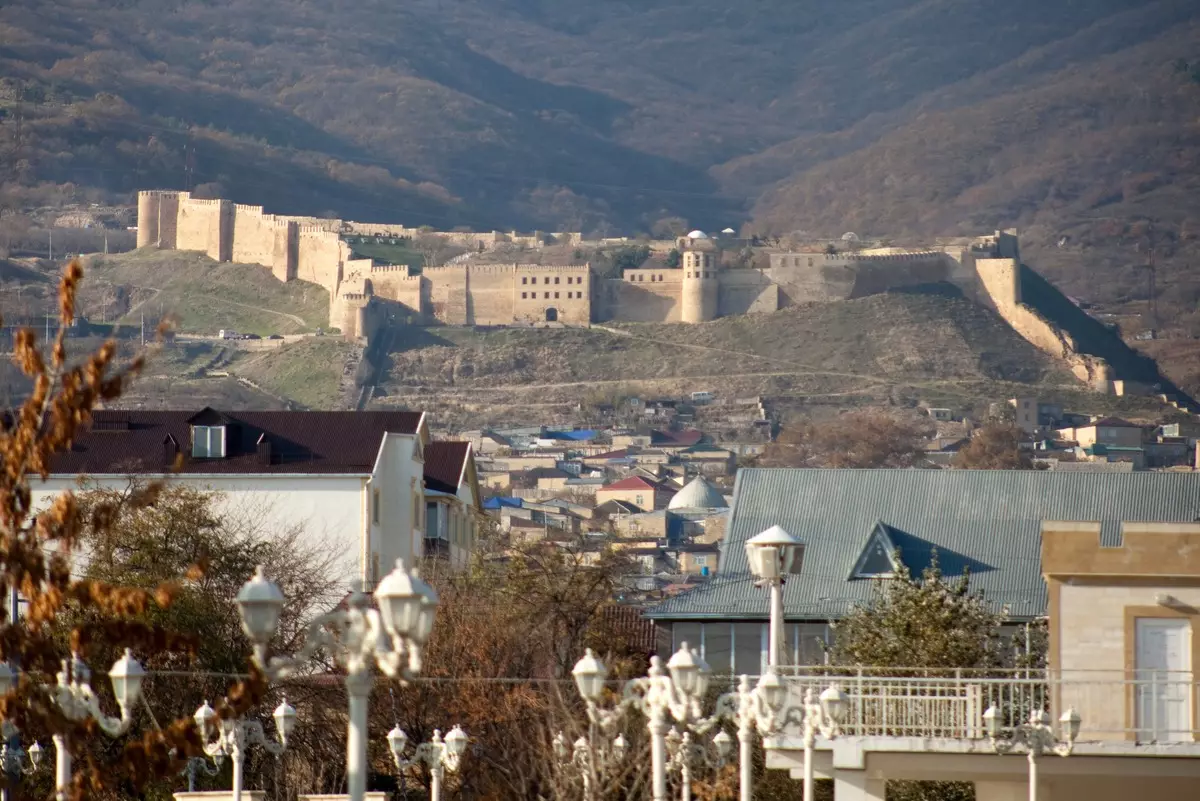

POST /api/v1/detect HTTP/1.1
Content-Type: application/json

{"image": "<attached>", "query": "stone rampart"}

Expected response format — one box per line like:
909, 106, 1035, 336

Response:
718, 270, 778, 316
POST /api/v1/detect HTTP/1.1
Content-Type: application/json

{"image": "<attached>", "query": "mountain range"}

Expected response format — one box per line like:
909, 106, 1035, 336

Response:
2, 0, 1198, 258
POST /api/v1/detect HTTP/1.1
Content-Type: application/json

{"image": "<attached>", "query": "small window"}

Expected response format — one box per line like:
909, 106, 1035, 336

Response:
372, 489, 380, 524
555, 292, 560, 299
521, 276, 528, 285
636, 494, 644, 506
694, 555, 708, 567
544, 277, 550, 284
555, 276, 560, 284
521, 292, 527, 299
191, 425, 226, 458
544, 292, 550, 299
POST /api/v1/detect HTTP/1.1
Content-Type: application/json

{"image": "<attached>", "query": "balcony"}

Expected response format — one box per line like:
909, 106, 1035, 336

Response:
763, 667, 1200, 747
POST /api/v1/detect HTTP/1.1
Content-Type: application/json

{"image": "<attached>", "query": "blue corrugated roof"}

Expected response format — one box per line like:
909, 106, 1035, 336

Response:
482, 496, 523, 510
544, 429, 598, 441
646, 469, 1200, 622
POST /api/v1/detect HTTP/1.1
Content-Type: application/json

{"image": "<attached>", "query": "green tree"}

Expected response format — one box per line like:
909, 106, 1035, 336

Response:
610, 244, 651, 272
831, 559, 1004, 801
665, 248, 681, 268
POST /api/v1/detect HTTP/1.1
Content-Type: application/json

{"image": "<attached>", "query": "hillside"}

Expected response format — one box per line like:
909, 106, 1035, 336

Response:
369, 288, 1108, 426
2, 1, 1198, 250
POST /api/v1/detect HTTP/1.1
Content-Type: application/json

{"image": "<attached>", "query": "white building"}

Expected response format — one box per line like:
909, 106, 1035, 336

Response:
33, 408, 482, 587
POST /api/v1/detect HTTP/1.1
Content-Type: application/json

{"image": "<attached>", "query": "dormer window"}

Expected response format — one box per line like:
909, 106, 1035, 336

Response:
192, 425, 226, 458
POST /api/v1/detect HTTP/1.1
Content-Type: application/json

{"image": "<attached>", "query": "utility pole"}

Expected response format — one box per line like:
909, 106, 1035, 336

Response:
141, 312, 145, 347
47, 228, 52, 262
1146, 220, 1158, 335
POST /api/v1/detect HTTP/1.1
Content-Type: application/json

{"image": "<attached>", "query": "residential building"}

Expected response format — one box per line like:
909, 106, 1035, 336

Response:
422, 441, 484, 571
647, 469, 1200, 676
32, 409, 480, 588
594, 476, 674, 511
1057, 417, 1144, 449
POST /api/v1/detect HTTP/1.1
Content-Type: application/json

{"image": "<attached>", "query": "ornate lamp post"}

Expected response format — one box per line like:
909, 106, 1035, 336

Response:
552, 730, 626, 801
665, 727, 731, 801
787, 686, 848, 801
34, 649, 146, 801
983, 706, 1081, 801
386, 725, 468, 801
236, 560, 437, 801
194, 698, 296, 801
179, 754, 222, 793
573, 643, 725, 801
744, 526, 804, 668
723, 672, 787, 801
0, 738, 42, 801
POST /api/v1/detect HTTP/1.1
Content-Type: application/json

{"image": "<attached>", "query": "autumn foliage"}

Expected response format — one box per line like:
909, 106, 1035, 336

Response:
0, 261, 265, 800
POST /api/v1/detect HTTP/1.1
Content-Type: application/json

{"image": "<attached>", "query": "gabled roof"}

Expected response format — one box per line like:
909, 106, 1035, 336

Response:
1085, 417, 1140, 429
848, 521, 902, 579
600, 476, 665, 492
49, 410, 424, 475
651, 429, 704, 448
524, 466, 573, 480
586, 449, 630, 460
596, 499, 642, 515
647, 469, 1200, 622
424, 441, 472, 494
482, 496, 523, 510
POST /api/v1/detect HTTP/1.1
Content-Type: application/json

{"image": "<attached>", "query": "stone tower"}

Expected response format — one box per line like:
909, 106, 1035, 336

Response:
680, 231, 719, 323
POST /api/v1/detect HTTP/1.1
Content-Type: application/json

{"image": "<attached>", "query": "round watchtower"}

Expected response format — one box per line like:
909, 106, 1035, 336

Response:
136, 191, 160, 248
680, 235, 719, 323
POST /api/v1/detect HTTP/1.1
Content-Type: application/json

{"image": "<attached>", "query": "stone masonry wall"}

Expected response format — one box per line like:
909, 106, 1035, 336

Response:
718, 270, 778, 316
606, 268, 682, 323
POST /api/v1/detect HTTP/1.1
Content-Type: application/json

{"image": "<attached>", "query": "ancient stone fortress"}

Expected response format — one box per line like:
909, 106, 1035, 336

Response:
135, 190, 1126, 392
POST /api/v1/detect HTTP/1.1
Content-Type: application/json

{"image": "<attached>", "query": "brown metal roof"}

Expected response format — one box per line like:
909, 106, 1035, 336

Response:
49, 409, 424, 475
425, 441, 471, 493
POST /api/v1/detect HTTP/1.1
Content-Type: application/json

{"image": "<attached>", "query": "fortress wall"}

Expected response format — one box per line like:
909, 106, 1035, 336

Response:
763, 262, 856, 305
848, 254, 953, 297
175, 197, 232, 261
231, 204, 277, 267
606, 274, 682, 323
156, 192, 182, 249
271, 221, 299, 282
464, 266, 516, 325
718, 270, 779, 316
424, 266, 469, 325
365, 265, 423, 316
297, 230, 348, 294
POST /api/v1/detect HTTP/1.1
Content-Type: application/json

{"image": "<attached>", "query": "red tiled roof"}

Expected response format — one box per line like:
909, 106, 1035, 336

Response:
587, 449, 629, 460
600, 476, 664, 491
425, 441, 471, 494
49, 409, 424, 475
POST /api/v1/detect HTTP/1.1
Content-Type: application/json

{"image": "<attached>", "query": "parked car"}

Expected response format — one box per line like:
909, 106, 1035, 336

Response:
243, 333, 261, 340
267, 333, 284, 340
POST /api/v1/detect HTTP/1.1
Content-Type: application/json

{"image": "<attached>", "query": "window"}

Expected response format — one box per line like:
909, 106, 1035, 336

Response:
544, 277, 550, 284
544, 292, 550, 299
694, 555, 708, 567
658, 275, 663, 281
521, 276, 528, 285
372, 489, 380, 524
413, 491, 421, 528
555, 292, 559, 299
521, 292, 527, 299
635, 494, 644, 506
191, 425, 225, 458
686, 272, 692, 278
555, 276, 560, 284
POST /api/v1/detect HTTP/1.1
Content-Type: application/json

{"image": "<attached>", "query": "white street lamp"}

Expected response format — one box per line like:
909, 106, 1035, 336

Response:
387, 725, 467, 801
723, 672, 787, 801
551, 728, 625, 801
572, 643, 726, 801
665, 726, 732, 801
49, 649, 145, 801
237, 560, 437, 801
193, 697, 295, 801
983, 706, 1080, 801
744, 526, 804, 668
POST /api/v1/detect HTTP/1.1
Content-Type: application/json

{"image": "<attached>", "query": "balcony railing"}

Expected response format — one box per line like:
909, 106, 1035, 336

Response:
756, 667, 1197, 744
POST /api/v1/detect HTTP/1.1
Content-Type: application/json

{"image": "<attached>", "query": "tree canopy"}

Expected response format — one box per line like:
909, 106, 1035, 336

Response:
760, 411, 932, 469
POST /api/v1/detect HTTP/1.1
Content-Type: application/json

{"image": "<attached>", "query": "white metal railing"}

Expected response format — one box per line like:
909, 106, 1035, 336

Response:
750, 667, 1198, 743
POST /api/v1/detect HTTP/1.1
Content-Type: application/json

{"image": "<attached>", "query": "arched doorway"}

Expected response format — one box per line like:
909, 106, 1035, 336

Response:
545, 307, 559, 322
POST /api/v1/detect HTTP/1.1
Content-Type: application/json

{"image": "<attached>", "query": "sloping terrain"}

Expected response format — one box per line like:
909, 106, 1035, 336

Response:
1, 0, 1197, 246
368, 287, 1098, 425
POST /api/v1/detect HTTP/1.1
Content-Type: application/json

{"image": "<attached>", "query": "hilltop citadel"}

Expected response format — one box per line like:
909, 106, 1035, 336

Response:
137, 190, 1156, 397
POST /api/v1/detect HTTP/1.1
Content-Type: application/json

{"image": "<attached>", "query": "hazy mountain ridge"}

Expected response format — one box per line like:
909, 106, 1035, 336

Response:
1, 0, 1197, 244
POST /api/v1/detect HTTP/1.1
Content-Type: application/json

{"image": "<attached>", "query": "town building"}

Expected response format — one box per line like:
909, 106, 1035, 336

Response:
31, 409, 482, 587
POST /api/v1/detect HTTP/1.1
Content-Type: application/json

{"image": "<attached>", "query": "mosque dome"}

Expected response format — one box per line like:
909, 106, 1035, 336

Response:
686, 230, 709, 239
667, 476, 728, 510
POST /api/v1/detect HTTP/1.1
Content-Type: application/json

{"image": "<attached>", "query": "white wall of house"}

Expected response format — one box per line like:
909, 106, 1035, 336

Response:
366, 432, 425, 585
32, 474, 369, 586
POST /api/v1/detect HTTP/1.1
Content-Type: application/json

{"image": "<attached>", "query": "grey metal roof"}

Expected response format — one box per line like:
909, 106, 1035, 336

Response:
645, 469, 1200, 622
